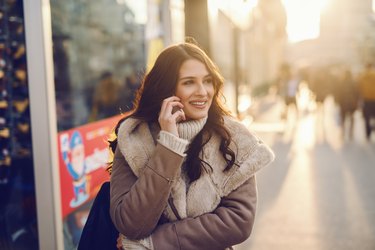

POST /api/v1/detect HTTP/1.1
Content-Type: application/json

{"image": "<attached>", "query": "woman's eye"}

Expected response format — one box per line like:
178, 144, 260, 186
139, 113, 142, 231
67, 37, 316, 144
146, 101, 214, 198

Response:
204, 78, 213, 84
183, 80, 194, 85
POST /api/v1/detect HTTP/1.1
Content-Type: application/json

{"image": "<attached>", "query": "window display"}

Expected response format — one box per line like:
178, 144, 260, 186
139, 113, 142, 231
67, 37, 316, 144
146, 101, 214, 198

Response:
0, 0, 38, 249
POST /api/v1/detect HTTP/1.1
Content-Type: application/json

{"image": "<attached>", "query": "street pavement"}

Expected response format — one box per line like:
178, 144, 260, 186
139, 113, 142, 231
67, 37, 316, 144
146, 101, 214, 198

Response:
234, 90, 375, 250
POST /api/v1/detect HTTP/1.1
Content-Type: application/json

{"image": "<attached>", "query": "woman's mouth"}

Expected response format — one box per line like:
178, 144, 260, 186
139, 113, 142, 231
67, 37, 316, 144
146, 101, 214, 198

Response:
189, 101, 207, 108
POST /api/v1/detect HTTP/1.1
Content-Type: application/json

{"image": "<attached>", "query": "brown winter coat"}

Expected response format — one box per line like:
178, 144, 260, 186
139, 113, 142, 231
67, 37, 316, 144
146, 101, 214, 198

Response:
110, 117, 274, 250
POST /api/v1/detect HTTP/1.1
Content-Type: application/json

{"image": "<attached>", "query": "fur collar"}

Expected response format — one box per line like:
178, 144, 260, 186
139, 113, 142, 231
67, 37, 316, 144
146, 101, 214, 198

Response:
117, 116, 274, 220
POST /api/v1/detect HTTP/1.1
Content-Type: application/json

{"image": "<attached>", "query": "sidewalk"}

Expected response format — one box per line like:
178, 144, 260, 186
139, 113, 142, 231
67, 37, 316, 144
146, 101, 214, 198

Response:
238, 91, 286, 145
234, 92, 375, 250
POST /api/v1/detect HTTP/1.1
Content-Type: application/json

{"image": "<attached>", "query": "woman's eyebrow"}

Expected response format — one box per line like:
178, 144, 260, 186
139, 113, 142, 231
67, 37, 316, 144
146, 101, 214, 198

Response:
179, 76, 194, 80
179, 74, 212, 80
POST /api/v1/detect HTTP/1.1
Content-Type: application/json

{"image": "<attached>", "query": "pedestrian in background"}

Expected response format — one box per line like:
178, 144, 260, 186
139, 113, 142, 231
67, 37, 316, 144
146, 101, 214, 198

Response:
108, 42, 274, 249
276, 63, 300, 120
89, 72, 125, 122
309, 67, 331, 107
276, 63, 291, 119
334, 68, 359, 140
358, 63, 375, 140
122, 71, 141, 112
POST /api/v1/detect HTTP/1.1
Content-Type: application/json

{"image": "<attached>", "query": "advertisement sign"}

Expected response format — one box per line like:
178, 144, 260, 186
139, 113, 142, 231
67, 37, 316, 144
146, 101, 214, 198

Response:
57, 115, 121, 218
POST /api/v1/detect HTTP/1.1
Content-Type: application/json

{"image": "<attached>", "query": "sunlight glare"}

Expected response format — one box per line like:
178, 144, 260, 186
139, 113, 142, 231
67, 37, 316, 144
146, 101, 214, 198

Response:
282, 0, 329, 43
210, 0, 258, 28
238, 95, 252, 113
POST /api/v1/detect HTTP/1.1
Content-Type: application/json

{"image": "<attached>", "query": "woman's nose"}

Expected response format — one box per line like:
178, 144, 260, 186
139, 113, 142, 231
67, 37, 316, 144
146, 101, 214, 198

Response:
195, 82, 207, 95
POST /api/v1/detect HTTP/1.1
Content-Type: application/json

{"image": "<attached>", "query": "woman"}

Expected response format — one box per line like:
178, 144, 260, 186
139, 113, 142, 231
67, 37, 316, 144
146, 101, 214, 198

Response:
109, 42, 274, 250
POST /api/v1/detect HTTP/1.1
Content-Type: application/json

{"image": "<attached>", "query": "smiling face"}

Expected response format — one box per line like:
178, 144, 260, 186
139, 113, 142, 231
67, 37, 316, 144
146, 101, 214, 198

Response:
175, 59, 215, 120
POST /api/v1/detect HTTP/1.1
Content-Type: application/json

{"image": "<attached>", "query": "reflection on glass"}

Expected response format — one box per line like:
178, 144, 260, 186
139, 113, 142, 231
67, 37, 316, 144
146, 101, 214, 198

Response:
51, 0, 146, 131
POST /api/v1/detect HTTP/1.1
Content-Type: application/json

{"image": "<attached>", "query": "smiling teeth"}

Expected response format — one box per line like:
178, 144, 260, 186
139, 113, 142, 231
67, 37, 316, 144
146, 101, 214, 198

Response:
191, 102, 205, 105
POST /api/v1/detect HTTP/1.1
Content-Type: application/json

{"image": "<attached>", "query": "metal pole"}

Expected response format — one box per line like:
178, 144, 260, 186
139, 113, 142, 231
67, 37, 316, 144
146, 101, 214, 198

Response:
233, 26, 240, 116
23, 0, 64, 249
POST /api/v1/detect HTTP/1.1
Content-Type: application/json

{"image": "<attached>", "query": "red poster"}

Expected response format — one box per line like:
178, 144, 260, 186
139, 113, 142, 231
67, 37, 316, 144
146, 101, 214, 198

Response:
57, 115, 122, 218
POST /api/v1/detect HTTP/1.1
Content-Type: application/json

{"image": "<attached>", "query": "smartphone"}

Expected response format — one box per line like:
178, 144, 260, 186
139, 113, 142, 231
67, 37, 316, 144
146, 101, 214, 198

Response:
172, 106, 182, 114
172, 105, 184, 123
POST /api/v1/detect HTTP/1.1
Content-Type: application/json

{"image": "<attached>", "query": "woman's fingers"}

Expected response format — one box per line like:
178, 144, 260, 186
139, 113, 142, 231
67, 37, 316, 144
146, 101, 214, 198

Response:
158, 96, 185, 136
172, 108, 186, 122
117, 234, 123, 249
159, 96, 184, 119
160, 96, 180, 116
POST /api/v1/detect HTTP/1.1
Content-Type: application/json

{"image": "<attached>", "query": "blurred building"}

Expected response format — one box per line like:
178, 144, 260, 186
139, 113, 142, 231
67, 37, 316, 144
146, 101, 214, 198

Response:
246, 0, 287, 87
286, 0, 375, 72
185, 0, 287, 113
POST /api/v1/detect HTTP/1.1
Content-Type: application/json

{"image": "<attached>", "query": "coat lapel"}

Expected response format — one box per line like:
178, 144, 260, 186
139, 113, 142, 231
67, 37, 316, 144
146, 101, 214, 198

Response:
117, 118, 155, 177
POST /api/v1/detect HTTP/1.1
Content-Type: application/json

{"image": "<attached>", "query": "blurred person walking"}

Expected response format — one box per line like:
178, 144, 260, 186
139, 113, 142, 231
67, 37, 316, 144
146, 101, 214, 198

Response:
276, 63, 300, 120
309, 67, 339, 142
89, 72, 125, 122
309, 67, 331, 107
122, 71, 141, 111
334, 68, 359, 140
358, 63, 375, 141
108, 42, 274, 249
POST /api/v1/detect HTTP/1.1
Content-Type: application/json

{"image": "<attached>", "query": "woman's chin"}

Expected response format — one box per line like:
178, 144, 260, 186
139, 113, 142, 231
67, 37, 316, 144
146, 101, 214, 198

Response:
184, 114, 208, 121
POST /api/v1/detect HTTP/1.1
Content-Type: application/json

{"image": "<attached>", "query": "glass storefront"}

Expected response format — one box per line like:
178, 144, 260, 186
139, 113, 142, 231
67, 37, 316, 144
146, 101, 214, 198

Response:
2, 0, 182, 248
50, 0, 150, 249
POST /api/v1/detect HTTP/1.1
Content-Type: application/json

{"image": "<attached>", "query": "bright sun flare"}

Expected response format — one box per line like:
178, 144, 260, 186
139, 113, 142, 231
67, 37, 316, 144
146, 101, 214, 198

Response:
282, 0, 329, 43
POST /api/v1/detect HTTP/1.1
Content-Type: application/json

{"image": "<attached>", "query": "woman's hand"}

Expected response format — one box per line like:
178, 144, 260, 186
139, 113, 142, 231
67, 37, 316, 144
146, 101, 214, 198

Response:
158, 96, 186, 137
117, 234, 123, 250
117, 234, 152, 250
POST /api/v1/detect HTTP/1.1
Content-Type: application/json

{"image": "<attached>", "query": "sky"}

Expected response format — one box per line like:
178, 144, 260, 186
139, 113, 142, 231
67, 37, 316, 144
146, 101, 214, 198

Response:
214, 0, 330, 43
281, 0, 329, 43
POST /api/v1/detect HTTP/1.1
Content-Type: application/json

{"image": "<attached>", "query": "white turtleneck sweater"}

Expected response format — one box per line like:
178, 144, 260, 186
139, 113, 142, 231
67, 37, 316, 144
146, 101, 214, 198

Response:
157, 117, 207, 156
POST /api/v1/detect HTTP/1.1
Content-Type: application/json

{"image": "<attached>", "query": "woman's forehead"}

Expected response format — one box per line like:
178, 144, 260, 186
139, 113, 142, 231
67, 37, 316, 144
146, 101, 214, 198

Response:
179, 59, 210, 78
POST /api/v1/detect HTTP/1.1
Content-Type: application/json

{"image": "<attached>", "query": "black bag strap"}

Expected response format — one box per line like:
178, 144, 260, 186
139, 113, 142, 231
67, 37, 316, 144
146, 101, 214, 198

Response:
78, 182, 118, 250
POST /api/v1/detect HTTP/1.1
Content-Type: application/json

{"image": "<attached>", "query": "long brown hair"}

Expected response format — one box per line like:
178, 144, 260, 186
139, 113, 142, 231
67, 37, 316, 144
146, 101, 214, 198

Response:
108, 42, 236, 182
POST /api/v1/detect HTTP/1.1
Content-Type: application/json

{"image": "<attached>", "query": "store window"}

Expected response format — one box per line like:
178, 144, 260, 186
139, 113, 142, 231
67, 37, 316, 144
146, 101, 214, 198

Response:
51, 0, 147, 131
50, 1, 148, 248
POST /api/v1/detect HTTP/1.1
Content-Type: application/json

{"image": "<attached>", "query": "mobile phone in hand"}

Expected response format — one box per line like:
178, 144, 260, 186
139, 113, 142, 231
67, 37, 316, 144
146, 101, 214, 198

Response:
172, 105, 184, 123
172, 106, 182, 114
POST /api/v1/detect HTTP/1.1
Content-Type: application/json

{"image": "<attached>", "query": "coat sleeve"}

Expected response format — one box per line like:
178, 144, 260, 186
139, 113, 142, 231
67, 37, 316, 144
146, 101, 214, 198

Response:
151, 176, 258, 250
109, 144, 184, 239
